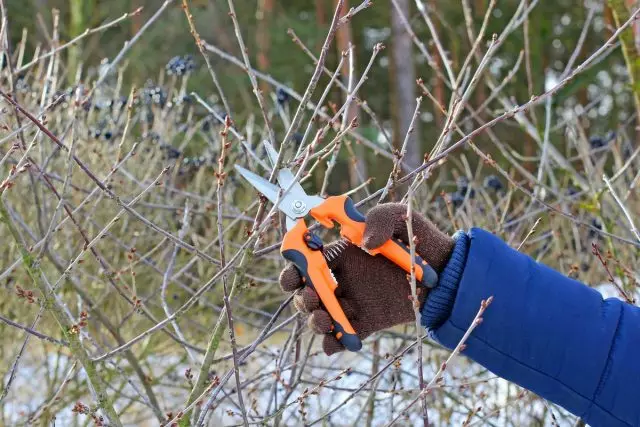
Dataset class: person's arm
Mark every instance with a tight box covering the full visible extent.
[279,203,640,426]
[423,228,640,427]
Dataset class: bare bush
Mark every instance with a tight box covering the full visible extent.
[0,0,638,426]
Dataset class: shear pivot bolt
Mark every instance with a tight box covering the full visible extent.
[291,200,306,214]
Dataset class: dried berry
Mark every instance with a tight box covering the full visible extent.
[167,147,181,159]
[588,218,602,239]
[456,176,475,198]
[142,80,167,107]
[483,175,503,192]
[589,136,606,150]
[15,76,29,94]
[166,55,196,76]
[448,192,464,208]
[566,186,580,197]
[276,88,290,106]
[456,176,469,193]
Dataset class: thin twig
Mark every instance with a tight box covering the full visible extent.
[405,191,429,426]
[15,8,143,74]
[0,198,122,426]
[517,217,542,251]
[386,297,493,426]
[181,0,231,116]
[603,174,640,242]
[226,0,276,146]
[87,0,175,100]
[379,97,423,202]
[217,116,249,427]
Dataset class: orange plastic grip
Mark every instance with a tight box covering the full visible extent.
[310,195,438,288]
[281,220,362,352]
[369,239,437,287]
[310,195,367,245]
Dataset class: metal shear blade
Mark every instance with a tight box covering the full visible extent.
[234,162,323,227]
[262,141,306,197]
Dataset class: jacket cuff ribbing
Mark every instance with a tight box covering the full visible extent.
[421,231,469,331]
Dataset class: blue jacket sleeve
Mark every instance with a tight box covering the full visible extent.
[421,228,640,427]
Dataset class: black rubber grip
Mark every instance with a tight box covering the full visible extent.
[343,196,366,223]
[332,321,362,352]
[392,239,439,288]
[282,249,313,290]
[282,248,362,352]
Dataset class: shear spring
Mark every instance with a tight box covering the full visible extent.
[322,238,350,262]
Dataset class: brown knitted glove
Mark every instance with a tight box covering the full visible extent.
[279,203,455,355]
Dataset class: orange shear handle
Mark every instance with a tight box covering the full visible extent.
[310,196,438,288]
[281,220,362,352]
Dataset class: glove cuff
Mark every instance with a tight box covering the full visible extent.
[421,231,470,331]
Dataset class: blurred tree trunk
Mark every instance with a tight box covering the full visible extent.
[334,0,367,189]
[315,0,327,51]
[131,0,142,34]
[256,0,273,93]
[627,0,640,52]
[522,0,536,173]
[608,0,640,134]
[314,0,328,191]
[605,1,615,33]
[390,0,421,168]
[428,0,446,129]
[576,4,589,130]
[473,0,487,121]
[68,0,94,81]
[335,0,357,123]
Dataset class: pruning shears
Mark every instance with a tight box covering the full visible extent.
[235,142,438,352]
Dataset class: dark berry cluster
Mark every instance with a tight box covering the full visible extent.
[182,155,209,168]
[276,87,290,106]
[117,95,129,108]
[447,192,464,208]
[79,94,131,126]
[142,80,167,107]
[173,94,193,105]
[175,155,213,178]
[88,128,113,140]
[202,114,225,132]
[483,175,503,192]
[87,120,114,141]
[143,131,161,144]
[589,131,615,150]
[445,177,476,208]
[456,177,476,198]
[15,77,29,94]
[566,185,580,197]
[93,97,114,110]
[166,55,196,76]
[589,136,606,149]
[159,144,181,160]
[588,218,603,239]
[445,176,475,208]
[50,89,73,110]
[87,117,114,141]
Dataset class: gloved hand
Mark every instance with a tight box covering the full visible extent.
[279,203,456,355]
